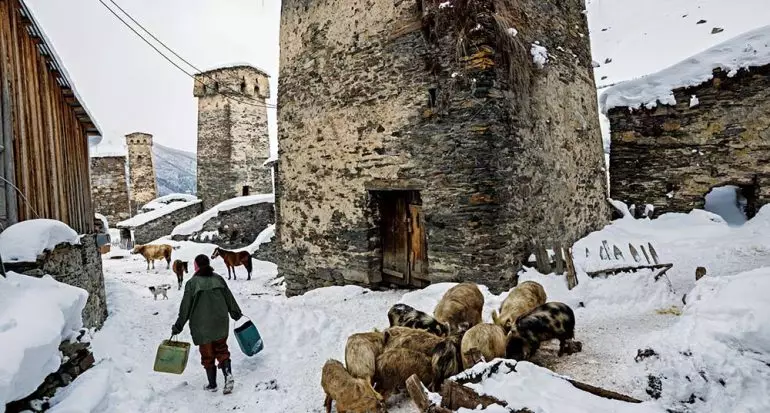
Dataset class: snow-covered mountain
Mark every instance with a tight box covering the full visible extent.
[152,143,196,196]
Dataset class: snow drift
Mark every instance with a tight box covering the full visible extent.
[637,267,770,413]
[0,272,88,407]
[0,219,80,263]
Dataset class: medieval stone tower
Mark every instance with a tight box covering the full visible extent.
[125,132,158,215]
[275,0,610,296]
[193,65,271,210]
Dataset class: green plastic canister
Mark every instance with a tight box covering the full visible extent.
[153,338,191,374]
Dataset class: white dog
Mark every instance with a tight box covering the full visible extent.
[148,284,172,300]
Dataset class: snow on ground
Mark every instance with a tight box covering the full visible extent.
[0,272,88,407]
[239,224,275,254]
[47,364,112,413]
[81,204,770,413]
[452,360,663,413]
[600,25,770,112]
[171,194,274,236]
[140,194,200,213]
[116,200,202,229]
[0,219,80,263]
[636,267,770,413]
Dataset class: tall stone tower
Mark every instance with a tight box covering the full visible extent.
[193,65,271,210]
[275,0,610,296]
[90,155,131,224]
[125,132,158,215]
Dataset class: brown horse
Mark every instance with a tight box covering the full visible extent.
[211,247,253,280]
[172,259,188,290]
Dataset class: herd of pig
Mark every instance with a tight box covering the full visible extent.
[321,281,583,412]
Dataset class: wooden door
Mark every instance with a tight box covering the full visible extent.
[408,204,428,282]
[380,193,410,282]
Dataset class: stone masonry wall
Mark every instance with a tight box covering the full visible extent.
[171,201,275,249]
[194,66,272,211]
[126,133,158,215]
[609,65,770,216]
[5,234,108,329]
[122,202,203,245]
[275,0,609,296]
[90,156,131,225]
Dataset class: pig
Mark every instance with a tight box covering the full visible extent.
[388,303,450,336]
[506,302,578,360]
[460,323,508,370]
[491,281,547,332]
[345,331,386,384]
[321,359,386,413]
[434,282,484,333]
[374,348,434,400]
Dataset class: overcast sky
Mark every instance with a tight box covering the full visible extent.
[26,0,280,154]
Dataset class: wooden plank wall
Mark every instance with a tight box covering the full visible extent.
[0,0,94,233]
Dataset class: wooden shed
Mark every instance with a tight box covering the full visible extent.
[0,0,101,234]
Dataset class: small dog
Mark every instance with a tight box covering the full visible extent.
[148,284,172,300]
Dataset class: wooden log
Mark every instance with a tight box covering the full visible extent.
[565,378,642,403]
[553,242,564,275]
[564,248,578,290]
[586,263,673,278]
[440,380,511,411]
[406,374,453,413]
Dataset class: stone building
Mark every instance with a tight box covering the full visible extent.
[126,132,158,215]
[602,26,770,218]
[194,65,272,210]
[275,0,610,296]
[116,199,202,246]
[90,155,130,225]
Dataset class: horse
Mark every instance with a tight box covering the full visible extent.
[211,247,253,280]
[172,259,188,290]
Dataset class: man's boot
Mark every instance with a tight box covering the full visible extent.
[221,359,234,395]
[204,367,218,392]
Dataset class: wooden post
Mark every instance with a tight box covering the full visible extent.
[648,242,660,264]
[640,244,651,264]
[612,244,624,261]
[564,247,578,290]
[534,242,551,274]
[406,374,452,413]
[629,244,641,262]
[553,242,564,275]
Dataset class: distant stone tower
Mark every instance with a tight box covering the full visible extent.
[193,65,271,210]
[125,132,158,214]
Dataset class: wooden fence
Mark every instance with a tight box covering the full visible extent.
[0,0,99,234]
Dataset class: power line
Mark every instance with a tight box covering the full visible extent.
[105,0,276,110]
[96,0,276,110]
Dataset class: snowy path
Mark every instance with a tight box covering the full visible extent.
[86,209,770,412]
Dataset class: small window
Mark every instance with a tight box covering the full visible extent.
[240,79,247,93]
[242,186,250,196]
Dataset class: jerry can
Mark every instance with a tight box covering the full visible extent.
[234,318,264,357]
[153,338,191,374]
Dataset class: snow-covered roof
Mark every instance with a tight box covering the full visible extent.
[0,219,81,263]
[21,1,103,142]
[171,194,274,236]
[116,200,202,229]
[0,272,87,405]
[600,25,770,114]
[196,62,271,77]
[89,137,127,158]
[141,194,200,212]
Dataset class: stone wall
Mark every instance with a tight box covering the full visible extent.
[608,65,770,217]
[121,202,203,245]
[90,155,131,225]
[126,132,158,215]
[275,0,609,296]
[5,234,108,329]
[194,66,272,210]
[171,201,274,249]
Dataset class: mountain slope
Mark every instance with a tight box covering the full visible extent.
[152,143,197,196]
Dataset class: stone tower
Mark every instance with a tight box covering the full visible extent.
[125,132,158,215]
[90,155,131,224]
[193,65,272,210]
[275,0,610,296]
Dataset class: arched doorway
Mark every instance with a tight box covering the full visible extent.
[704,184,757,226]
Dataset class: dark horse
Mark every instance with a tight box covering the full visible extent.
[211,247,253,280]
[171,259,188,290]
